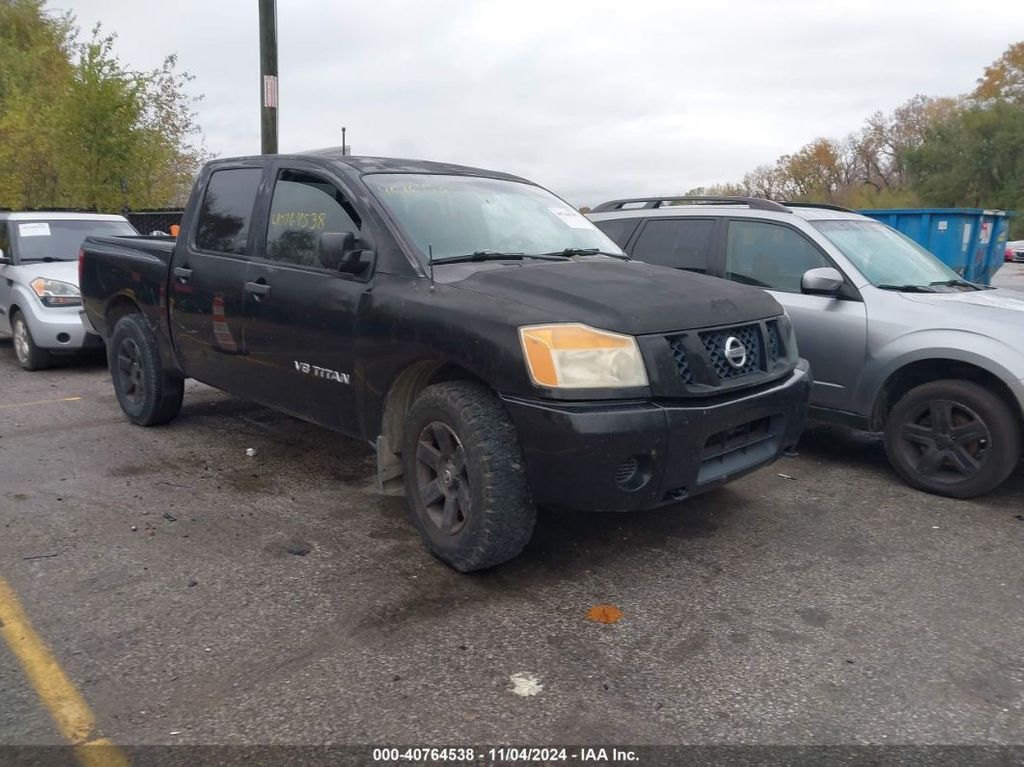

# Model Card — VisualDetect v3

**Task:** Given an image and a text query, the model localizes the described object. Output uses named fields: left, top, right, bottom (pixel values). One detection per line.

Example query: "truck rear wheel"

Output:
left=402, top=381, right=536, bottom=572
left=884, top=379, right=1021, bottom=498
left=109, top=313, right=184, bottom=426
left=11, top=311, right=51, bottom=371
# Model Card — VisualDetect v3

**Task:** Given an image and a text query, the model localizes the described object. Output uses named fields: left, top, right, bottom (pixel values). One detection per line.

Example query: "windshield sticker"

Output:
left=548, top=207, right=592, bottom=229
left=18, top=222, right=51, bottom=238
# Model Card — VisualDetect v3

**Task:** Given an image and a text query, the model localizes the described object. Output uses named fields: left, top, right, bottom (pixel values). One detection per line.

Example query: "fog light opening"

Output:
left=56, top=332, right=71, bottom=344
left=614, top=454, right=652, bottom=492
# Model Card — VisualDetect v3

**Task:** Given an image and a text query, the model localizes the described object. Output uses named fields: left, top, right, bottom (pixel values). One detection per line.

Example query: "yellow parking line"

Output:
left=0, top=578, right=128, bottom=766
left=0, top=396, right=83, bottom=410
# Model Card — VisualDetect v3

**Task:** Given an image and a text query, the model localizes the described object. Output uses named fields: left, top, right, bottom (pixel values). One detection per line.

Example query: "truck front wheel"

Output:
left=884, top=379, right=1021, bottom=498
left=109, top=313, right=184, bottom=426
left=402, top=381, right=536, bottom=571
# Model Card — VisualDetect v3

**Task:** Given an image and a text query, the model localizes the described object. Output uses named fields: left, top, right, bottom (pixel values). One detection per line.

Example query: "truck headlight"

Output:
left=30, top=278, right=82, bottom=307
left=519, top=323, right=648, bottom=388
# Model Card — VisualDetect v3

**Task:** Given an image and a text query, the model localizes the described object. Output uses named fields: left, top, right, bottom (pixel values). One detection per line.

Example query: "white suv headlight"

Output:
left=519, top=323, right=648, bottom=389
left=30, top=278, right=82, bottom=307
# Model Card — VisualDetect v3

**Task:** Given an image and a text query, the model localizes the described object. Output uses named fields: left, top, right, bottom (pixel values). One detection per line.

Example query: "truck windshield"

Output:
left=812, top=219, right=965, bottom=290
left=13, top=219, right=138, bottom=262
left=364, top=174, right=624, bottom=261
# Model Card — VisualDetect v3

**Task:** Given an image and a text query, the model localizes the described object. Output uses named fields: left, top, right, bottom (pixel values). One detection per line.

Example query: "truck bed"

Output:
left=79, top=235, right=177, bottom=364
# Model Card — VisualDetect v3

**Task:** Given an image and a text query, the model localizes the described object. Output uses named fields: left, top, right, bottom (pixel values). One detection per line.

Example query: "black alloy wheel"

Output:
left=894, top=398, right=990, bottom=486
left=116, top=337, right=146, bottom=409
left=884, top=379, right=1021, bottom=498
left=414, top=421, right=471, bottom=535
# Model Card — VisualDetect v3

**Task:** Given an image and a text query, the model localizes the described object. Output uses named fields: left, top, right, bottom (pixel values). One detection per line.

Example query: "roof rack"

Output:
left=590, top=196, right=790, bottom=214
left=781, top=201, right=855, bottom=214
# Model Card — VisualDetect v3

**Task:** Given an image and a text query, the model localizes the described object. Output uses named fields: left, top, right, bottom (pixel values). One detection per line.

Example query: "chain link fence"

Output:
left=123, top=210, right=185, bottom=235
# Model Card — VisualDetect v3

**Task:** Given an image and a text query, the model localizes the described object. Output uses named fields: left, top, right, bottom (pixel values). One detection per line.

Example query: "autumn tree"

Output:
left=973, top=41, right=1024, bottom=105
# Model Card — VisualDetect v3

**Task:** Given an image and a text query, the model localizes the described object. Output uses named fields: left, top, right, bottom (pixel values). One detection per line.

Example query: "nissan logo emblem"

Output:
left=724, top=336, right=748, bottom=369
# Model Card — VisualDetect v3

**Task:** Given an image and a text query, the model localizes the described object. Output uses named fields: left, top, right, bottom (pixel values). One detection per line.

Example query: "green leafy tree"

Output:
left=906, top=102, right=1024, bottom=230
left=0, top=0, right=74, bottom=206
left=0, top=1, right=205, bottom=211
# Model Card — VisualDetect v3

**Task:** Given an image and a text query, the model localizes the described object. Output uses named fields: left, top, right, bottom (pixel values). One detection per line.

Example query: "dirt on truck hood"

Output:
left=446, top=257, right=783, bottom=336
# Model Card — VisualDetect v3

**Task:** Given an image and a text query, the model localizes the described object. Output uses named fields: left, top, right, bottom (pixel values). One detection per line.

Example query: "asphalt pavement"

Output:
left=0, top=323, right=1022, bottom=753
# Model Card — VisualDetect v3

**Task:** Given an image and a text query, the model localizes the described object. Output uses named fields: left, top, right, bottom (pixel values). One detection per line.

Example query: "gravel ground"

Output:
left=0, top=335, right=1021, bottom=752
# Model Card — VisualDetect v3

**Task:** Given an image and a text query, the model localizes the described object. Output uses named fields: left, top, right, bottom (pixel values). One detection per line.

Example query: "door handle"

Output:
left=173, top=266, right=193, bottom=281
left=244, top=280, right=272, bottom=297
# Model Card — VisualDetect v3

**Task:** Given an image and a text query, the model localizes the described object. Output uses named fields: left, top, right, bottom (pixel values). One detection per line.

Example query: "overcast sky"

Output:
left=56, top=0, right=1024, bottom=206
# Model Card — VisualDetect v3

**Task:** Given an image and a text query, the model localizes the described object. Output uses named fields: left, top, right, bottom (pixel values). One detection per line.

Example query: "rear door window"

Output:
left=631, top=218, right=715, bottom=272
left=725, top=220, right=831, bottom=292
left=194, top=168, right=262, bottom=255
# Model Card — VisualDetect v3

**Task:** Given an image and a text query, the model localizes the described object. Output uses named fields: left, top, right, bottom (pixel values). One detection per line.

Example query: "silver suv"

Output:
left=589, top=197, right=1024, bottom=498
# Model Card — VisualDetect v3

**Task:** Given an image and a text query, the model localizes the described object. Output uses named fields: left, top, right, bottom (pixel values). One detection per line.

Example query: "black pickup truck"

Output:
left=80, top=151, right=811, bottom=571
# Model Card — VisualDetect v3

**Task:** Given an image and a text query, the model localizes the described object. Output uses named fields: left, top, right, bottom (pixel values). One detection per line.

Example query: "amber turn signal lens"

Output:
left=519, top=323, right=647, bottom=389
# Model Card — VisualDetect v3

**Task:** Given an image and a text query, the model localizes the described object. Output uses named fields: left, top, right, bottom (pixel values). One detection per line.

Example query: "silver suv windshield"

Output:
left=13, top=219, right=138, bottom=262
left=365, top=174, right=624, bottom=261
left=812, top=219, right=967, bottom=291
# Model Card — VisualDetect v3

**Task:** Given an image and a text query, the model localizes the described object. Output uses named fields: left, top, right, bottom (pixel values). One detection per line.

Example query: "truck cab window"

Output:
left=265, top=171, right=361, bottom=268
left=726, top=220, right=830, bottom=292
left=194, top=168, right=262, bottom=255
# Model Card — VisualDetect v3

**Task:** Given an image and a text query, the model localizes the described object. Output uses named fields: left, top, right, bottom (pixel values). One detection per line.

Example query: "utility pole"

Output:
left=341, top=126, right=347, bottom=156
left=258, top=0, right=278, bottom=154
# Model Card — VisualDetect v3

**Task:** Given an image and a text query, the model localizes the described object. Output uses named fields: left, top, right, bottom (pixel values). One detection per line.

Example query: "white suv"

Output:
left=0, top=212, right=138, bottom=369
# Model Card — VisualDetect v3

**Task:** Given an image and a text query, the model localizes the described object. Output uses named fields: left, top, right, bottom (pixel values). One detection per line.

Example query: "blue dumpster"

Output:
left=857, top=208, right=1016, bottom=286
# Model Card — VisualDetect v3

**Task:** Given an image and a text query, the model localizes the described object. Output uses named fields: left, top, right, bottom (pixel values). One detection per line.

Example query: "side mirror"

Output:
left=318, top=231, right=374, bottom=275
left=802, top=267, right=844, bottom=296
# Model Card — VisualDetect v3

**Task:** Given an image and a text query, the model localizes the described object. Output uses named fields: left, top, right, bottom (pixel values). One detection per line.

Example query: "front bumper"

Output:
left=19, top=300, right=101, bottom=352
left=502, top=361, right=811, bottom=511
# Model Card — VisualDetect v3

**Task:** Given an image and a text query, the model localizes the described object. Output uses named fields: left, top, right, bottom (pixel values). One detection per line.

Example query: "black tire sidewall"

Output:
left=884, top=379, right=1021, bottom=498
left=109, top=314, right=181, bottom=426
left=402, top=382, right=535, bottom=571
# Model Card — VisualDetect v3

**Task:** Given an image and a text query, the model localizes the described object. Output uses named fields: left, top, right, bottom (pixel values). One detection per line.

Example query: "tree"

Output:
left=0, top=0, right=74, bottom=207
left=906, top=101, right=1024, bottom=215
left=973, top=41, right=1024, bottom=105
left=0, top=1, right=205, bottom=211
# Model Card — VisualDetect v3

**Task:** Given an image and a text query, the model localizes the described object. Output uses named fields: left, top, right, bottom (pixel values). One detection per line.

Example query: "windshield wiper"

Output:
left=876, top=283, right=937, bottom=293
left=539, top=247, right=630, bottom=260
left=430, top=250, right=570, bottom=265
left=19, top=257, right=68, bottom=263
left=929, top=279, right=983, bottom=290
